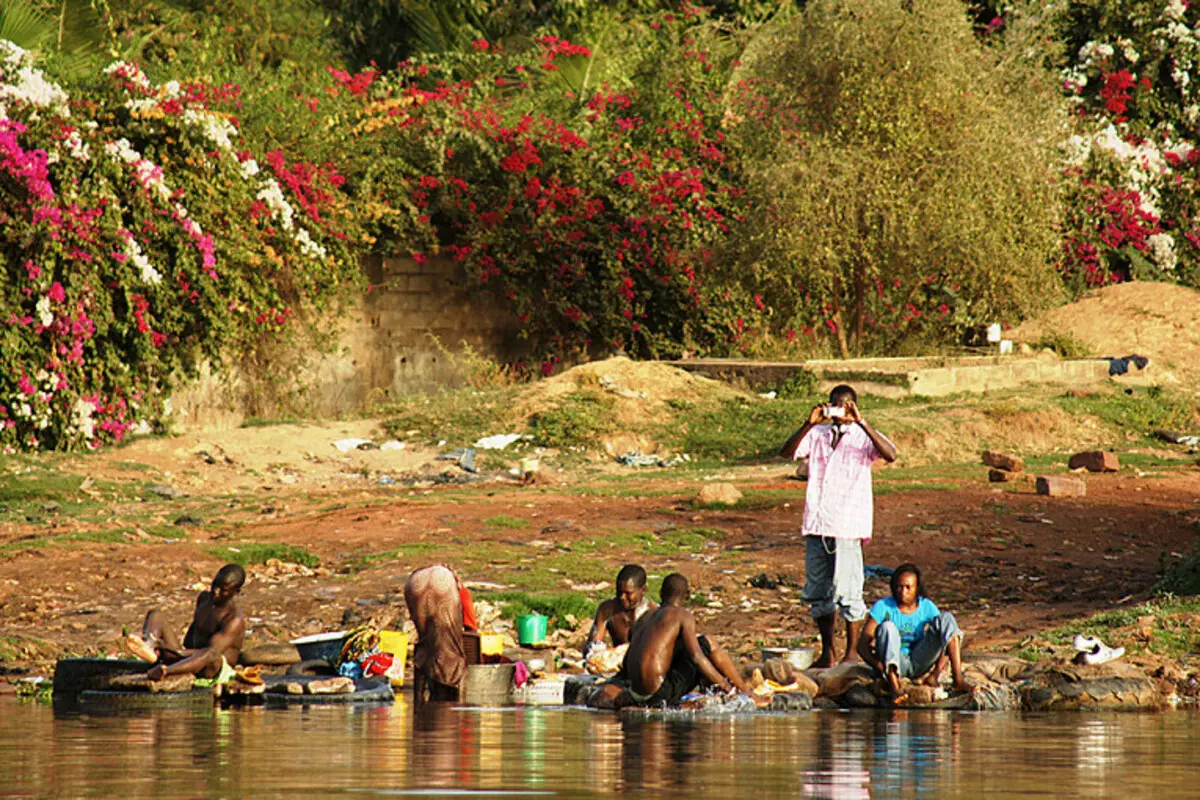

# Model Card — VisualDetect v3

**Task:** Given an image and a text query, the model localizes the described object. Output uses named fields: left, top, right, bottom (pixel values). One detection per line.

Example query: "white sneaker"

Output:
left=1082, top=642, right=1125, bottom=665
left=1073, top=634, right=1100, bottom=652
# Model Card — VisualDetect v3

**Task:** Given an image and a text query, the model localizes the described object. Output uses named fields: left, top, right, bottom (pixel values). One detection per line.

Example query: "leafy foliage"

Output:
left=724, top=0, right=1066, bottom=357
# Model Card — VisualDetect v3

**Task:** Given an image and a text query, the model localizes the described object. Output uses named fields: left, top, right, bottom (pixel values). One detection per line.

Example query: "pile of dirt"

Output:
left=521, top=357, right=749, bottom=422
left=536, top=357, right=746, bottom=405
left=1009, top=282, right=1200, bottom=383
left=516, top=357, right=752, bottom=456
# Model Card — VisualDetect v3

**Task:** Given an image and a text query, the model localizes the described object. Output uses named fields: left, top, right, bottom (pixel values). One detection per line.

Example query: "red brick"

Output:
left=1036, top=475, right=1087, bottom=497
left=1068, top=451, right=1119, bottom=473
left=982, top=450, right=1024, bottom=473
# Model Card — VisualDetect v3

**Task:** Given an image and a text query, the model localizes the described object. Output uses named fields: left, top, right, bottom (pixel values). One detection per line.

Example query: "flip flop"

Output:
left=124, top=634, right=158, bottom=662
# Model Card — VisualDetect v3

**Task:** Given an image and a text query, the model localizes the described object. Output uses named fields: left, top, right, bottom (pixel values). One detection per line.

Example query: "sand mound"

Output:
left=530, top=357, right=747, bottom=410
left=1009, top=282, right=1200, bottom=383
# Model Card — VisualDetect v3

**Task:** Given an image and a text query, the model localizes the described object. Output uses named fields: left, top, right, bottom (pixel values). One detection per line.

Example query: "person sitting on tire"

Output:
left=124, top=563, right=247, bottom=686
left=856, top=563, right=974, bottom=701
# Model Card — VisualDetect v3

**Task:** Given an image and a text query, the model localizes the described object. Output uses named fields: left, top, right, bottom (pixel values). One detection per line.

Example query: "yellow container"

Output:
left=378, top=630, right=408, bottom=687
left=480, top=632, right=505, bottom=657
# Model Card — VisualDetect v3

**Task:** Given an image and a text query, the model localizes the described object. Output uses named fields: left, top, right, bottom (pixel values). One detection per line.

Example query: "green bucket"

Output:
left=516, top=613, right=548, bottom=646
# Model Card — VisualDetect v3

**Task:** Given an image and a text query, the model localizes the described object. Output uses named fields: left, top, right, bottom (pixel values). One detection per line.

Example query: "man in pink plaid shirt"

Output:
left=780, top=384, right=897, bottom=667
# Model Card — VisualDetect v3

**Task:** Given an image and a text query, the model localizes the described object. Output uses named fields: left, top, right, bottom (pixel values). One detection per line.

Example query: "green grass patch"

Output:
left=567, top=527, right=723, bottom=557
left=1031, top=596, right=1200, bottom=660
left=379, top=386, right=524, bottom=446
left=1157, top=549, right=1200, bottom=596
left=0, top=529, right=146, bottom=555
left=874, top=481, right=959, bottom=495
left=529, top=391, right=617, bottom=448
left=1053, top=386, right=1197, bottom=440
left=240, top=415, right=302, bottom=428
left=474, top=591, right=598, bottom=631
left=207, top=542, right=320, bottom=568
left=340, top=542, right=442, bottom=573
left=484, top=515, right=530, bottom=529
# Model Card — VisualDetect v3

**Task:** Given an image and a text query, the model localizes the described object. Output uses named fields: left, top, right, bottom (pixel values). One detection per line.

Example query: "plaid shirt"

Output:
left=795, top=423, right=890, bottom=541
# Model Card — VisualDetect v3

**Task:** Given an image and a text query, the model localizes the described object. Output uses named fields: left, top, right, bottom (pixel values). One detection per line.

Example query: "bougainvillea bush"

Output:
left=327, top=12, right=758, bottom=369
left=0, top=42, right=360, bottom=451
left=1003, top=0, right=1200, bottom=291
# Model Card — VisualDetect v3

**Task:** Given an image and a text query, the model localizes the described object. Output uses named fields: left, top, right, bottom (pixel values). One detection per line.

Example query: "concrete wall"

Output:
left=668, top=355, right=1113, bottom=399
left=171, top=255, right=525, bottom=429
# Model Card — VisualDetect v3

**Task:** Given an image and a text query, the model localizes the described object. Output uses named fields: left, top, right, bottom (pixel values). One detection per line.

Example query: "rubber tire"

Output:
left=78, top=688, right=215, bottom=710
left=259, top=677, right=394, bottom=706
left=53, top=658, right=150, bottom=698
left=286, top=659, right=336, bottom=676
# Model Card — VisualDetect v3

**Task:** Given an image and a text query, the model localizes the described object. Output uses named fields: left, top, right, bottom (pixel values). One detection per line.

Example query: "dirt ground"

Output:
left=2, top=447, right=1198, bottom=680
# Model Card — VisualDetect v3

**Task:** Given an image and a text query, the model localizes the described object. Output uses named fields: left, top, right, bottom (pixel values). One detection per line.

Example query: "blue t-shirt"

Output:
left=869, top=596, right=940, bottom=654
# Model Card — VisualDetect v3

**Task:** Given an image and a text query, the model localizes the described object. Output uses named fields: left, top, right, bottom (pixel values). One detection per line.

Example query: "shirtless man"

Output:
left=125, top=563, right=247, bottom=682
left=582, top=564, right=657, bottom=658
left=589, top=573, right=759, bottom=708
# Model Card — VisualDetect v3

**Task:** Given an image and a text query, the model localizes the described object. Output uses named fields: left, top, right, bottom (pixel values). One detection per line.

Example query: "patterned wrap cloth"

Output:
left=404, top=565, right=476, bottom=690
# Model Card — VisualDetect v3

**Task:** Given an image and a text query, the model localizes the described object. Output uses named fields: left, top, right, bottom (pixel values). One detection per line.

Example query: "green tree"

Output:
left=724, top=0, right=1067, bottom=356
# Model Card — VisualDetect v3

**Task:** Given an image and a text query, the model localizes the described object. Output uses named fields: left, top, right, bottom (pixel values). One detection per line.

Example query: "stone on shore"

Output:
left=696, top=483, right=743, bottom=506
left=1036, top=475, right=1087, bottom=497
left=1068, top=451, right=1120, bottom=473
left=982, top=451, right=1024, bottom=473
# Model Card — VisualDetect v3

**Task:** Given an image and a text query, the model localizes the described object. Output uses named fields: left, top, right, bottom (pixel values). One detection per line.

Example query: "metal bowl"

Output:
left=290, top=632, right=348, bottom=663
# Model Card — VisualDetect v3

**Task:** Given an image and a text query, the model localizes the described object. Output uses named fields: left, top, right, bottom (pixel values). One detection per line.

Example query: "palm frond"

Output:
left=0, top=0, right=55, bottom=54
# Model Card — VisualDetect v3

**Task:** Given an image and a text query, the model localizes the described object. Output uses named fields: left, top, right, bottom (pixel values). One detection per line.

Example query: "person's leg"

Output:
left=910, top=612, right=972, bottom=692
left=133, top=610, right=184, bottom=662
left=803, top=536, right=838, bottom=667
left=705, top=639, right=753, bottom=696
left=832, top=538, right=867, bottom=663
left=873, top=621, right=904, bottom=695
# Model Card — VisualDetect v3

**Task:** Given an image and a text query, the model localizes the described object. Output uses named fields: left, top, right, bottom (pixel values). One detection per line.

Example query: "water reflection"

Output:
left=0, top=700, right=1196, bottom=798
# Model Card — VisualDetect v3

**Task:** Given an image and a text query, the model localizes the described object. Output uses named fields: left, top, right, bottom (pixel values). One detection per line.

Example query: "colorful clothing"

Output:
left=795, top=424, right=891, bottom=541
left=193, top=656, right=236, bottom=688
left=405, top=565, right=472, bottom=690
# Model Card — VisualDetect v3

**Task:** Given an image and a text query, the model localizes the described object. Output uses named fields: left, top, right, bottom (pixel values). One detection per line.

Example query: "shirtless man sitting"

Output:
left=588, top=573, right=759, bottom=709
left=582, top=564, right=657, bottom=659
left=124, top=563, right=247, bottom=683
left=856, top=562, right=973, bottom=701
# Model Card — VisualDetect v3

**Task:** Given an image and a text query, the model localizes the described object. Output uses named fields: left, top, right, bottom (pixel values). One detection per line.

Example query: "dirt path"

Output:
left=2, top=461, right=1197, bottom=678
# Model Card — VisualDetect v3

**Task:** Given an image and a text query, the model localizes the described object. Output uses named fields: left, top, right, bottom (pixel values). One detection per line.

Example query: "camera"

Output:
left=825, top=405, right=846, bottom=419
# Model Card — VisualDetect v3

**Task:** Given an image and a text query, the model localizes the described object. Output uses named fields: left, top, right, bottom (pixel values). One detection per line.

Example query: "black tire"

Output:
left=53, top=658, right=150, bottom=698
left=255, top=676, right=394, bottom=706
left=286, top=659, right=336, bottom=676
left=78, top=688, right=215, bottom=710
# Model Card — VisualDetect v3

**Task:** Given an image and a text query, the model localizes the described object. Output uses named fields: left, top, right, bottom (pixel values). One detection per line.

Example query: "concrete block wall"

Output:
left=171, top=255, right=525, bottom=428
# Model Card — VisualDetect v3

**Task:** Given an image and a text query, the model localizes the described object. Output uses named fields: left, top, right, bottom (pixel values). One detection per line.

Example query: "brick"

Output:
left=982, top=450, right=1024, bottom=473
left=1036, top=475, right=1087, bottom=497
left=988, top=468, right=1015, bottom=483
left=1068, top=451, right=1119, bottom=473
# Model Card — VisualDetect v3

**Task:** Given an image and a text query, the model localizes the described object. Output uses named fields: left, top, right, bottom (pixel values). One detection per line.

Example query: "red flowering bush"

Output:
left=330, top=15, right=757, bottom=367
left=0, top=45, right=360, bottom=451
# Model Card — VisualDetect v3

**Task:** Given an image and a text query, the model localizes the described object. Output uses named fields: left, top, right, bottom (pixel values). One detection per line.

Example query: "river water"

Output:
left=2, top=699, right=1196, bottom=798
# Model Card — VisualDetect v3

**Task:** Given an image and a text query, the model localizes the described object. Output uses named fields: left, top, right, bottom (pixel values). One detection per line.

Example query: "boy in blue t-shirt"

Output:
left=856, top=563, right=973, bottom=698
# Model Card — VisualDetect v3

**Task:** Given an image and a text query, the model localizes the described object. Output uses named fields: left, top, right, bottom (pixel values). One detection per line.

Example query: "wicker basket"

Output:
left=462, top=629, right=481, bottom=665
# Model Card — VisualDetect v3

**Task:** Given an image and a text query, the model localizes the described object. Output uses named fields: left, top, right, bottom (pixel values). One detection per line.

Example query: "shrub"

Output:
left=0, top=44, right=360, bottom=451
left=723, top=0, right=1067, bottom=357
